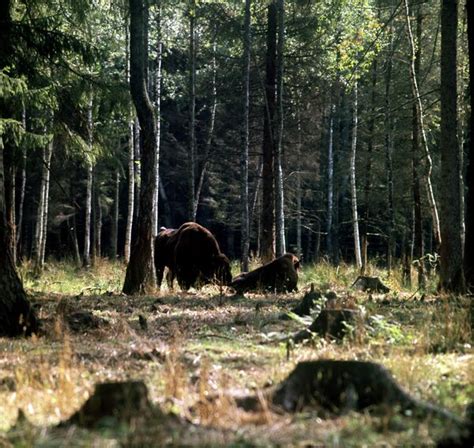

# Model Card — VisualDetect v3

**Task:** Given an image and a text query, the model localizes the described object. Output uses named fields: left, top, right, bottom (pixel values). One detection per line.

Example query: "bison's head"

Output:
left=214, top=254, right=232, bottom=286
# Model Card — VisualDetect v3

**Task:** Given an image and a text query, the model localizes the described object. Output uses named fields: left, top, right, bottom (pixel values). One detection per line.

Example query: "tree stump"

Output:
left=290, top=284, right=322, bottom=317
left=236, top=360, right=467, bottom=436
left=292, top=309, right=361, bottom=343
left=352, top=276, right=390, bottom=293
left=65, top=381, right=152, bottom=428
left=66, top=311, right=108, bottom=332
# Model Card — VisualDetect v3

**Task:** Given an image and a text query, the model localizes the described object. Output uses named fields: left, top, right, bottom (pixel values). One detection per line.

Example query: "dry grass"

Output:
left=1, top=259, right=472, bottom=446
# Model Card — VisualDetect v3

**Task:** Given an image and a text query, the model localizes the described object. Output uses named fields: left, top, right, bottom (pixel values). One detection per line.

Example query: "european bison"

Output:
left=155, top=222, right=232, bottom=290
left=174, top=222, right=232, bottom=290
left=231, top=253, right=300, bottom=294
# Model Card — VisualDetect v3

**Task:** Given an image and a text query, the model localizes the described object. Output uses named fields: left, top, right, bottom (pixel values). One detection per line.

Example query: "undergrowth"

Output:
left=1, top=258, right=471, bottom=446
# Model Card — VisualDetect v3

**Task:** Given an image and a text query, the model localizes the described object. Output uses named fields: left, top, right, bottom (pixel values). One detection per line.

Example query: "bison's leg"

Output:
left=155, top=263, right=165, bottom=289
left=165, top=268, right=175, bottom=289
left=177, top=265, right=199, bottom=290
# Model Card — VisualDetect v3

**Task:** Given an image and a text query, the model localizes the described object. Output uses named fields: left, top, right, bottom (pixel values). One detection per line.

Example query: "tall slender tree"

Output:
left=412, top=4, right=425, bottom=289
left=260, top=1, right=277, bottom=262
left=123, top=0, right=158, bottom=294
left=438, top=0, right=465, bottom=292
left=404, top=0, right=441, bottom=248
left=465, top=0, right=474, bottom=291
left=274, top=0, right=286, bottom=257
left=350, top=81, right=362, bottom=270
left=240, top=0, right=251, bottom=271
left=188, top=0, right=197, bottom=221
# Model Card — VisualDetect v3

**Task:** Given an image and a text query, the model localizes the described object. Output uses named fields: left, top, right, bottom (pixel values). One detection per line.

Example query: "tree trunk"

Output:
left=133, top=116, right=141, bottom=220
left=260, top=2, right=277, bottom=262
left=124, top=21, right=135, bottom=264
left=33, top=138, right=52, bottom=273
left=362, top=60, right=377, bottom=275
left=83, top=93, right=94, bottom=268
left=0, top=1, right=38, bottom=334
left=188, top=0, right=197, bottom=221
left=0, top=176, right=38, bottom=336
left=465, top=0, right=474, bottom=290
left=16, top=103, right=27, bottom=261
left=40, top=139, right=53, bottom=267
left=94, top=185, right=102, bottom=260
left=384, top=26, right=395, bottom=277
left=241, top=0, right=251, bottom=271
left=125, top=119, right=135, bottom=263
left=412, top=5, right=425, bottom=289
left=350, top=82, right=362, bottom=270
left=123, top=0, right=158, bottom=294
left=274, top=0, right=286, bottom=257
left=153, top=3, right=162, bottom=237
left=296, top=106, right=303, bottom=259
left=110, top=170, right=120, bottom=259
left=404, top=0, right=441, bottom=248
left=193, top=36, right=217, bottom=221
left=326, top=107, right=334, bottom=261
left=3, top=146, right=16, bottom=265
left=438, top=0, right=465, bottom=293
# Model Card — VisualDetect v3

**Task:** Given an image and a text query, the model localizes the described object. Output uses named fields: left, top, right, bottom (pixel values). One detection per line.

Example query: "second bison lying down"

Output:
left=155, top=222, right=232, bottom=290
left=231, top=253, right=300, bottom=294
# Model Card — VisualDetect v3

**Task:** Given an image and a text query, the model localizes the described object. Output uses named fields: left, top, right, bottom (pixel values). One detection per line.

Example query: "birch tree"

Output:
left=124, top=20, right=135, bottom=263
left=350, top=82, right=362, bottom=270
left=274, top=0, right=286, bottom=257
left=153, top=3, right=162, bottom=238
left=83, top=93, right=94, bottom=267
left=403, top=0, right=441, bottom=248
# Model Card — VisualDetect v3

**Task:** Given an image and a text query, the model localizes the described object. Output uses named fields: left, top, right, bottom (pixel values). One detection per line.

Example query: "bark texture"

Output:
left=240, top=0, right=251, bottom=271
left=465, top=0, right=474, bottom=290
left=439, top=0, right=465, bottom=292
left=260, top=2, right=277, bottom=262
left=123, top=0, right=158, bottom=294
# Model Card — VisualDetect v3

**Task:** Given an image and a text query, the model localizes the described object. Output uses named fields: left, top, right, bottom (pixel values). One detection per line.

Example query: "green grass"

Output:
left=1, top=258, right=471, bottom=446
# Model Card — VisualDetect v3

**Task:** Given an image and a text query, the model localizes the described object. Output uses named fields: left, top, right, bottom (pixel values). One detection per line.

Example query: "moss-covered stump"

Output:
left=293, top=309, right=361, bottom=343
left=65, top=381, right=153, bottom=428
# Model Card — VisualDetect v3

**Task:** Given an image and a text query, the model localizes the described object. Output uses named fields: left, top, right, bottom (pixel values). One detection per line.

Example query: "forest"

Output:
left=0, top=0, right=473, bottom=446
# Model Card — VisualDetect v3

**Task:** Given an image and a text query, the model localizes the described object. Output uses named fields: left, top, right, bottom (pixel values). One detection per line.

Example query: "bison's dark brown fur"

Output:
left=155, top=222, right=232, bottom=290
left=154, top=227, right=179, bottom=289
left=231, top=253, right=300, bottom=294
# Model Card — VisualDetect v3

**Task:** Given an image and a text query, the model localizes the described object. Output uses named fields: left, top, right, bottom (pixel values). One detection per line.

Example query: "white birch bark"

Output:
left=16, top=103, right=27, bottom=256
left=403, top=0, right=441, bottom=247
left=296, top=107, right=303, bottom=258
left=274, top=0, right=286, bottom=256
left=40, top=139, right=53, bottom=266
left=124, top=20, right=135, bottom=263
left=83, top=93, right=94, bottom=267
left=326, top=107, right=334, bottom=259
left=111, top=169, right=120, bottom=259
left=350, top=82, right=362, bottom=269
left=153, top=6, right=162, bottom=237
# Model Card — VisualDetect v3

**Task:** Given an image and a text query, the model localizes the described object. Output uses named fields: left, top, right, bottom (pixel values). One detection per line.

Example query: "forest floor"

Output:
left=0, top=259, right=472, bottom=446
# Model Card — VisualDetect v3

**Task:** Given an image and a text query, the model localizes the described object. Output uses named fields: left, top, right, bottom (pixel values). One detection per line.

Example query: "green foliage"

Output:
left=366, top=313, right=413, bottom=344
